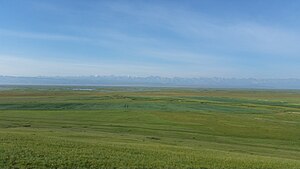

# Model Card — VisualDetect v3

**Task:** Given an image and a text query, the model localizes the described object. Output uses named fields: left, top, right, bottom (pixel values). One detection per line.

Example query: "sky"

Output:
left=0, top=0, right=300, bottom=78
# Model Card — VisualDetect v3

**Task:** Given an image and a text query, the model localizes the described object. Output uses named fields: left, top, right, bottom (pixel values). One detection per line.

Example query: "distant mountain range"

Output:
left=0, top=76, right=300, bottom=89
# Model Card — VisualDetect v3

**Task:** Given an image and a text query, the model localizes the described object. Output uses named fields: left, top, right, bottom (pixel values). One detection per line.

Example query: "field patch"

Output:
left=0, top=87, right=299, bottom=168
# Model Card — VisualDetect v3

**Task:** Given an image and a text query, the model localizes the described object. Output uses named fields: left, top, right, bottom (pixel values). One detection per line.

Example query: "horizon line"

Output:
left=1, top=75, right=300, bottom=80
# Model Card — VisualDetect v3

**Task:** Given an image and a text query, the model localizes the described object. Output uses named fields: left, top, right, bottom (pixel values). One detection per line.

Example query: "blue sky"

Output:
left=0, top=0, right=300, bottom=78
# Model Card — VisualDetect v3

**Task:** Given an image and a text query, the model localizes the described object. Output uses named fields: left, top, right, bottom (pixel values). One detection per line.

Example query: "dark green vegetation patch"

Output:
left=0, top=87, right=299, bottom=168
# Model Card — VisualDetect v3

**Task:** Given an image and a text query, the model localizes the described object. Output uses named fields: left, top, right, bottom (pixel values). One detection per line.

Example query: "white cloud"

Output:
left=102, top=1, right=300, bottom=58
left=1, top=1, right=300, bottom=78
left=0, top=55, right=171, bottom=77
left=0, top=29, right=92, bottom=42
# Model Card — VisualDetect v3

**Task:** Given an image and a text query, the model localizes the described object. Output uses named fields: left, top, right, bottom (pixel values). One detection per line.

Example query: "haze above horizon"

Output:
left=1, top=0, right=300, bottom=78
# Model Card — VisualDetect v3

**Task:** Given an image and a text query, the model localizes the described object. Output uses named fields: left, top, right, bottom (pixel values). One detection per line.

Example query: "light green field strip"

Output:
left=0, top=87, right=299, bottom=168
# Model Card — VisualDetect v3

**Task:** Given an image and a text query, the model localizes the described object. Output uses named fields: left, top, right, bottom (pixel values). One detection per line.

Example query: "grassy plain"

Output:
left=0, top=86, right=299, bottom=169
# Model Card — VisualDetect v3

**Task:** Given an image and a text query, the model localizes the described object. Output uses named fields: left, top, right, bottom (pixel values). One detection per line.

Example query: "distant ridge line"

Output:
left=0, top=76, right=299, bottom=89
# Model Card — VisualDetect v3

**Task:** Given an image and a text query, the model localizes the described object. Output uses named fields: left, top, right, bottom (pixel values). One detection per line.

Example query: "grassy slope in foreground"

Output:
left=0, top=86, right=299, bottom=169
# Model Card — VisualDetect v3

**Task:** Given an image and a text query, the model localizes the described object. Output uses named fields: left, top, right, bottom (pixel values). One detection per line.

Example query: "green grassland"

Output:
left=0, top=86, right=299, bottom=169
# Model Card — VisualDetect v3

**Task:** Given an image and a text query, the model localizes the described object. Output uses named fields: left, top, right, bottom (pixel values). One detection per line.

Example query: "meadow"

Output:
left=0, top=86, right=299, bottom=169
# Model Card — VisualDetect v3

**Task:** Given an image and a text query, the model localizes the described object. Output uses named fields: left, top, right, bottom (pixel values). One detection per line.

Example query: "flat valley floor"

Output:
left=0, top=86, right=299, bottom=168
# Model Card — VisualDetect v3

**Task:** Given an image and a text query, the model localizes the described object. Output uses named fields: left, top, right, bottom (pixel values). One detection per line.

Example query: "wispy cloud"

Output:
left=0, top=55, right=178, bottom=77
left=0, top=29, right=92, bottom=42
left=1, top=1, right=300, bottom=78
left=13, top=0, right=300, bottom=58
left=101, top=1, right=300, bottom=57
